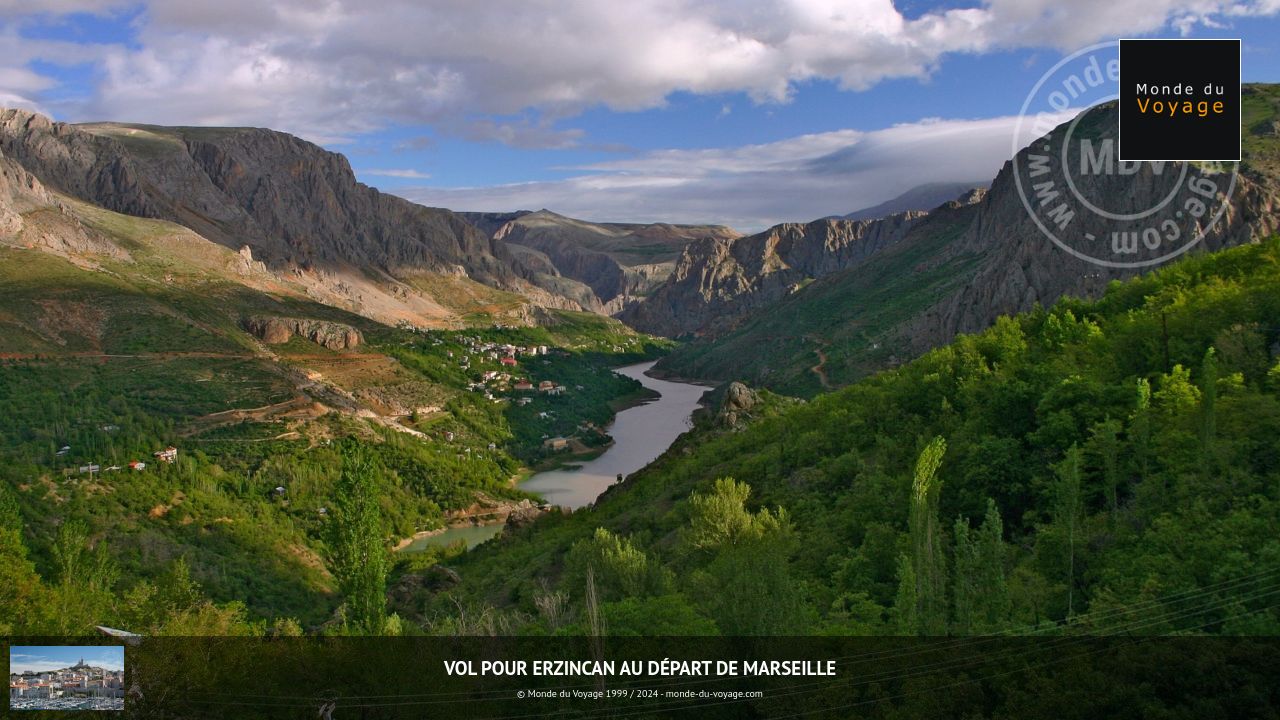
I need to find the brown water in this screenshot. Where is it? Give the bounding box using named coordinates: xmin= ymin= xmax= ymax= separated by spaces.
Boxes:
xmin=400 ymin=360 xmax=708 ymax=552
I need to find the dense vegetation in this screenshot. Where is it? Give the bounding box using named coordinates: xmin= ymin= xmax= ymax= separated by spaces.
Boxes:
xmin=427 ymin=236 xmax=1280 ymax=637
xmin=0 ymin=239 xmax=668 ymax=631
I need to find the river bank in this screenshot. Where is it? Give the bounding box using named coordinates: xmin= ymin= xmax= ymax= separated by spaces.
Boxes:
xmin=399 ymin=360 xmax=711 ymax=551
xmin=519 ymin=361 xmax=711 ymax=509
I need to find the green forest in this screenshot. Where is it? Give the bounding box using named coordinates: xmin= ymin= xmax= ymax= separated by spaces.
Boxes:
xmin=426 ymin=236 xmax=1280 ymax=637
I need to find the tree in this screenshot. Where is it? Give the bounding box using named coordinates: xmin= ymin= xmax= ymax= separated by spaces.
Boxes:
xmin=683 ymin=477 xmax=788 ymax=551
xmin=1199 ymin=346 xmax=1218 ymax=476
xmin=894 ymin=553 xmax=917 ymax=635
xmin=1052 ymin=445 xmax=1085 ymax=617
xmin=1088 ymin=419 xmax=1123 ymax=523
xmin=50 ymin=519 xmax=117 ymax=635
xmin=0 ymin=526 xmax=53 ymax=634
xmin=682 ymin=478 xmax=802 ymax=634
xmin=565 ymin=528 xmax=667 ymax=601
xmin=1130 ymin=377 xmax=1152 ymax=481
xmin=909 ymin=436 xmax=948 ymax=635
xmin=952 ymin=499 xmax=1010 ymax=634
xmin=328 ymin=450 xmax=389 ymax=634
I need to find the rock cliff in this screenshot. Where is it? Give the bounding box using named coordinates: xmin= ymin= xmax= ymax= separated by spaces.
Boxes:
xmin=466 ymin=209 xmax=740 ymax=311
xmin=620 ymin=210 xmax=929 ymax=338
xmin=0 ymin=109 xmax=519 ymax=288
xmin=243 ymin=316 xmax=364 ymax=350
xmin=651 ymin=89 xmax=1280 ymax=395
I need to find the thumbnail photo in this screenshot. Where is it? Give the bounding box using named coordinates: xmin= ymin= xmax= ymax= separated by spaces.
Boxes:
xmin=9 ymin=646 xmax=124 ymax=711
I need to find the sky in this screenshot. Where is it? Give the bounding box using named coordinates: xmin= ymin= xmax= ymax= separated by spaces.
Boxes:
xmin=2 ymin=1 xmax=1280 ymax=230
xmin=9 ymin=645 xmax=125 ymax=673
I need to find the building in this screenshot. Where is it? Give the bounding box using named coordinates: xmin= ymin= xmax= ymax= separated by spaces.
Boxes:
xmin=500 ymin=356 xmax=517 ymax=367
xmin=153 ymin=446 xmax=178 ymax=463
xmin=128 ymin=460 xmax=146 ymax=471
xmin=514 ymin=380 xmax=533 ymax=391
xmin=543 ymin=437 xmax=570 ymax=452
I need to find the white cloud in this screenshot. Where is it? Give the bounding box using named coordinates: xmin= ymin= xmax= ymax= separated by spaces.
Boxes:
xmin=358 ymin=168 xmax=431 ymax=179
xmin=2 ymin=0 xmax=1274 ymax=143
xmin=397 ymin=111 xmax=1075 ymax=231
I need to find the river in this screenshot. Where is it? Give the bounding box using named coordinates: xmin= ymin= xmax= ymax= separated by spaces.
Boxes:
xmin=399 ymin=360 xmax=708 ymax=553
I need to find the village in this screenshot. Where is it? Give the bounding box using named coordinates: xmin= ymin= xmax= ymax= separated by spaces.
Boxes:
xmin=58 ymin=444 xmax=179 ymax=480
xmin=404 ymin=331 xmax=613 ymax=459
xmin=9 ymin=659 xmax=125 ymax=710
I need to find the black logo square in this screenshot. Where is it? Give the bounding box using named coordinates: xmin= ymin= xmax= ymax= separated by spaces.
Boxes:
xmin=1119 ymin=39 xmax=1240 ymax=161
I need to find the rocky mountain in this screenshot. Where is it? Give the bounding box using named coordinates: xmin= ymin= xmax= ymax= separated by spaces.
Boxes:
xmin=0 ymin=109 xmax=589 ymax=327
xmin=463 ymin=209 xmax=740 ymax=313
xmin=651 ymin=85 xmax=1280 ymax=395
xmin=618 ymin=204 xmax=942 ymax=338
xmin=837 ymin=181 xmax=987 ymax=221
xmin=0 ymin=146 xmax=122 ymax=259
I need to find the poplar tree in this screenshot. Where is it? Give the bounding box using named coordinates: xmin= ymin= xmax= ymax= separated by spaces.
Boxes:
xmin=910 ymin=436 xmax=947 ymax=635
xmin=1199 ymin=346 xmax=1218 ymax=476
xmin=1131 ymin=377 xmax=1152 ymax=481
xmin=894 ymin=553 xmax=917 ymax=635
xmin=1053 ymin=445 xmax=1084 ymax=617
xmin=329 ymin=450 xmax=389 ymax=634
xmin=952 ymin=499 xmax=1009 ymax=633
xmin=1090 ymin=419 xmax=1123 ymax=523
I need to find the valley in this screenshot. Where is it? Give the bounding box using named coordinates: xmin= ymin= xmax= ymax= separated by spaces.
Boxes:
xmin=1 ymin=87 xmax=1278 ymax=644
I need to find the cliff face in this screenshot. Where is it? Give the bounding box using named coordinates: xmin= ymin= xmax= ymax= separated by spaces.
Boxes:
xmin=0 ymin=146 xmax=122 ymax=258
xmin=467 ymin=209 xmax=740 ymax=312
xmin=619 ymin=209 xmax=930 ymax=338
xmin=895 ymin=102 xmax=1280 ymax=361
xmin=244 ymin=316 xmax=363 ymax=350
xmin=652 ymin=89 xmax=1280 ymax=395
xmin=0 ymin=110 xmax=518 ymax=287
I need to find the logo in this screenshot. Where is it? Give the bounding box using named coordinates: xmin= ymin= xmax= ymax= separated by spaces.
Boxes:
xmin=1013 ymin=41 xmax=1238 ymax=269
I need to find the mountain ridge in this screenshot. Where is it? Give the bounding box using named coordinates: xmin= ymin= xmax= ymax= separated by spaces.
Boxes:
xmin=650 ymin=86 xmax=1280 ymax=394
xmin=836 ymin=180 xmax=987 ymax=221
xmin=463 ymin=208 xmax=741 ymax=313
xmin=0 ymin=109 xmax=593 ymax=328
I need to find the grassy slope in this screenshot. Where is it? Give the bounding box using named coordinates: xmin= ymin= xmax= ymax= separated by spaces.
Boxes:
xmin=1 ymin=194 xmax=670 ymax=626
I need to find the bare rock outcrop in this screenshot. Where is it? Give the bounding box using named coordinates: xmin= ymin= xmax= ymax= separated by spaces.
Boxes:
xmin=243 ymin=316 xmax=363 ymax=350
xmin=620 ymin=211 xmax=926 ymax=338
xmin=479 ymin=209 xmax=740 ymax=310
xmin=0 ymin=146 xmax=123 ymax=258
xmin=503 ymin=503 xmax=547 ymax=532
xmin=0 ymin=108 xmax=522 ymax=290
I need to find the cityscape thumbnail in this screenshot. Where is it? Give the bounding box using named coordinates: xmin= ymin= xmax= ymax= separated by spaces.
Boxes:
xmin=9 ymin=646 xmax=124 ymax=711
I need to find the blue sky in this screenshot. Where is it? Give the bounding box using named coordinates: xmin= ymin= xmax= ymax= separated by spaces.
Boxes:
xmin=9 ymin=645 xmax=124 ymax=673
xmin=2 ymin=1 xmax=1279 ymax=229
